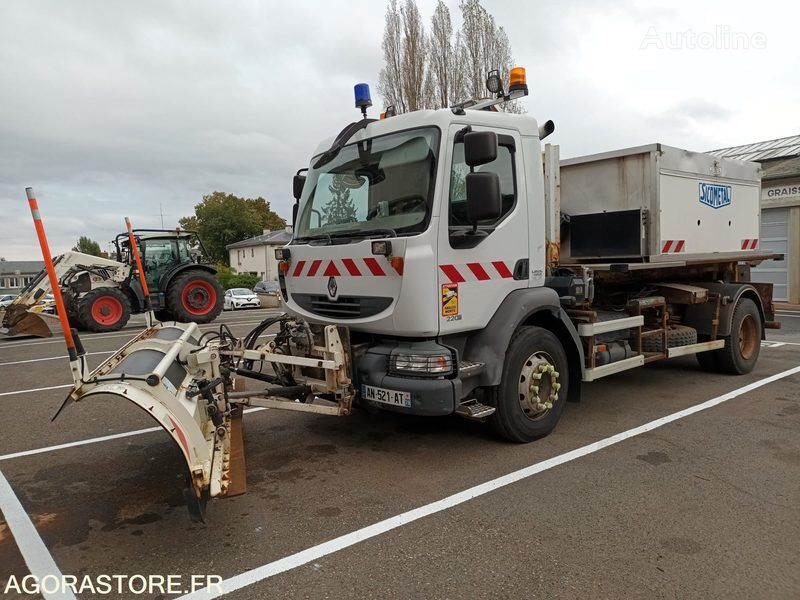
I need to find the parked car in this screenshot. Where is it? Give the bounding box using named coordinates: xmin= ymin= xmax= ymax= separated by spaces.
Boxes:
xmin=31 ymin=293 xmax=56 ymax=314
xmin=253 ymin=281 xmax=280 ymax=296
xmin=0 ymin=294 xmax=16 ymax=309
xmin=223 ymin=288 xmax=261 ymax=310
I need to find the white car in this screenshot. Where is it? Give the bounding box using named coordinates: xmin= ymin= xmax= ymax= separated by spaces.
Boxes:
xmin=223 ymin=288 xmax=261 ymax=310
xmin=0 ymin=294 xmax=16 ymax=309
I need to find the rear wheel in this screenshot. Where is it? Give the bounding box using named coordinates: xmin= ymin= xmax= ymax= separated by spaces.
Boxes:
xmin=716 ymin=298 xmax=761 ymax=374
xmin=78 ymin=288 xmax=131 ymax=332
xmin=695 ymin=297 xmax=761 ymax=375
xmin=489 ymin=327 xmax=569 ymax=443
xmin=166 ymin=271 xmax=223 ymax=323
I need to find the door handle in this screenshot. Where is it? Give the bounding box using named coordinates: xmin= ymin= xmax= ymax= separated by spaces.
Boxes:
xmin=513 ymin=259 xmax=529 ymax=280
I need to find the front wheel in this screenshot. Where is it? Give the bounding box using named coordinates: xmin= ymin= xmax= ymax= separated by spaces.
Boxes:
xmin=489 ymin=327 xmax=569 ymax=443
xmin=78 ymin=288 xmax=131 ymax=333
xmin=166 ymin=271 xmax=224 ymax=324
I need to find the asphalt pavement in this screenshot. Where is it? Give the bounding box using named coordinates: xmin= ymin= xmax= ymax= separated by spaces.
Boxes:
xmin=0 ymin=308 xmax=798 ymax=599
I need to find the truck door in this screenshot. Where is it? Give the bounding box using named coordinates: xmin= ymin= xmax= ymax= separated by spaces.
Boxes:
xmin=437 ymin=124 xmax=529 ymax=334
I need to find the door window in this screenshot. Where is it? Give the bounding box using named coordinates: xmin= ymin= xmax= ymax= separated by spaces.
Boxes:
xmin=449 ymin=137 xmax=516 ymax=230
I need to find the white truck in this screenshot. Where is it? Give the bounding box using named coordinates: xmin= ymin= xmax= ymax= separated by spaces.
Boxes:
xmin=45 ymin=68 xmax=780 ymax=519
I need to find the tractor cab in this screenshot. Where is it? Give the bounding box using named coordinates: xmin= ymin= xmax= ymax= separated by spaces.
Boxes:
xmin=113 ymin=229 xmax=222 ymax=321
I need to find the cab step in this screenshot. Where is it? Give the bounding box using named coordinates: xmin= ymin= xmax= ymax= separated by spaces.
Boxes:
xmin=455 ymin=399 xmax=496 ymax=420
xmin=458 ymin=360 xmax=485 ymax=378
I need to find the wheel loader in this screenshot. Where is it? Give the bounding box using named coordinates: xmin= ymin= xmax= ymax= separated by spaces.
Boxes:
xmin=1 ymin=229 xmax=224 ymax=337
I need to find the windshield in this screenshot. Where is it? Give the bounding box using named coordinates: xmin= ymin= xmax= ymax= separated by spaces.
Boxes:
xmin=295 ymin=127 xmax=439 ymax=241
xmin=231 ymin=288 xmax=252 ymax=296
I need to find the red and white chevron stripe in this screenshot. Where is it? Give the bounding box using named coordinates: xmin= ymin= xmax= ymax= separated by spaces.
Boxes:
xmin=661 ymin=240 xmax=685 ymax=254
xmin=438 ymin=261 xmax=514 ymax=283
xmin=289 ymin=257 xmax=400 ymax=277
xmin=740 ymin=238 xmax=759 ymax=250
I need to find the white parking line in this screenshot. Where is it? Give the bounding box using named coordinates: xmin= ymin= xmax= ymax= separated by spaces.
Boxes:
xmin=0 ymin=351 xmax=113 ymax=367
xmin=0 ymin=408 xmax=267 ymax=463
xmin=179 ymin=364 xmax=800 ymax=599
xmin=0 ymin=317 xmax=279 ymax=350
xmin=0 ymin=384 xmax=72 ymax=398
xmin=776 ymin=312 xmax=799 ymax=318
xmin=0 ymin=469 xmax=77 ymax=600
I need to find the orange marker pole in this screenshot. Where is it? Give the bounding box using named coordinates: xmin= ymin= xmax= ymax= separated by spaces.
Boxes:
xmin=25 ymin=187 xmax=80 ymax=365
xmin=125 ymin=217 xmax=155 ymax=326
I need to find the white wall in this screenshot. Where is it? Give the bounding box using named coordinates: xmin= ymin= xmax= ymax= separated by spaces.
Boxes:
xmin=228 ymin=244 xmax=281 ymax=281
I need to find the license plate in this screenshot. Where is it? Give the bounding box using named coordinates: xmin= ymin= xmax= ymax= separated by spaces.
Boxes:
xmin=361 ymin=384 xmax=411 ymax=408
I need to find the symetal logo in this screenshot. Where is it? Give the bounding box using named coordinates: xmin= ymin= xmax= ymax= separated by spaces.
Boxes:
xmin=699 ymin=182 xmax=731 ymax=209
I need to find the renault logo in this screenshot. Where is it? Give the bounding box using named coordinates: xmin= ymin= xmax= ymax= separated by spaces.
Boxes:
xmin=327 ymin=276 xmax=338 ymax=300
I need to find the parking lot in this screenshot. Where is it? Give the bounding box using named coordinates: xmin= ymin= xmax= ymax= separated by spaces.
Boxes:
xmin=0 ymin=308 xmax=799 ymax=599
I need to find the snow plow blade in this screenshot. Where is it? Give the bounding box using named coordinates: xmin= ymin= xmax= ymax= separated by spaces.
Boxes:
xmin=55 ymin=315 xmax=352 ymax=520
xmin=62 ymin=321 xmax=237 ymax=521
xmin=0 ymin=305 xmax=54 ymax=338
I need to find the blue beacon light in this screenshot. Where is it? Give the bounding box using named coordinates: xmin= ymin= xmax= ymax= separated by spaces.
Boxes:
xmin=354 ymin=83 xmax=372 ymax=118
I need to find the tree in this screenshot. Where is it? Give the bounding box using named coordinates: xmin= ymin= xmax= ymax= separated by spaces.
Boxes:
xmin=180 ymin=191 xmax=286 ymax=264
xmin=72 ymin=236 xmax=103 ymax=257
xmin=378 ymin=0 xmax=521 ymax=112
xmin=321 ymin=175 xmax=357 ymax=226
xmin=457 ymin=0 xmax=522 ymax=113
xmin=428 ymin=0 xmax=456 ymax=108
xmin=378 ymin=0 xmax=429 ymax=113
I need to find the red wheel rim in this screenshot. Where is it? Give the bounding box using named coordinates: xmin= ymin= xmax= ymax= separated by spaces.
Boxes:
xmin=182 ymin=280 xmax=217 ymax=316
xmin=91 ymin=295 xmax=123 ymax=326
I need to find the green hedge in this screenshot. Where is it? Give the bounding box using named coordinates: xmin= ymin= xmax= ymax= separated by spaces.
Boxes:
xmin=215 ymin=265 xmax=260 ymax=290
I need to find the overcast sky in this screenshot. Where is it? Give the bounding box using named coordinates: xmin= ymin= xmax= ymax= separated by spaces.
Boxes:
xmin=1 ymin=0 xmax=797 ymax=260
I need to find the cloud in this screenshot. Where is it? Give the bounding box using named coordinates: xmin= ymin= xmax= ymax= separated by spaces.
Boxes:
xmin=0 ymin=0 xmax=798 ymax=259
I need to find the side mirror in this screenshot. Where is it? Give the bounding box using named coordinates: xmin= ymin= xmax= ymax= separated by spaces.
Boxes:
xmin=292 ymin=174 xmax=306 ymax=200
xmin=464 ymin=131 xmax=497 ymax=167
xmin=466 ymin=172 xmax=502 ymax=225
xmin=292 ymin=202 xmax=299 ymax=226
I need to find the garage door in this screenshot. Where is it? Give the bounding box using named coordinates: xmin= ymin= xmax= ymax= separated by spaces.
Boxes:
xmin=752 ymin=207 xmax=789 ymax=301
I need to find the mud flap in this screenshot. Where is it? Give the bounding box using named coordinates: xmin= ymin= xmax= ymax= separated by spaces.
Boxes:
xmin=1 ymin=305 xmax=54 ymax=338
xmin=226 ymin=405 xmax=247 ymax=497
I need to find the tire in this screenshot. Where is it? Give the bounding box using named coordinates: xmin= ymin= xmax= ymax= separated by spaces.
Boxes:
xmin=63 ymin=293 xmax=86 ymax=330
xmin=695 ymin=349 xmax=719 ymax=372
xmin=78 ymin=288 xmax=131 ymax=333
xmin=153 ymin=309 xmax=172 ymax=322
xmin=715 ymin=298 xmax=761 ymax=375
xmin=489 ymin=326 xmax=569 ymax=443
xmin=166 ymin=270 xmax=224 ymax=324
xmin=641 ymin=324 xmax=697 ymax=353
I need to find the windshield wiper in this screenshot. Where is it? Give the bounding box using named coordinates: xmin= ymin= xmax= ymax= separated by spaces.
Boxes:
xmin=329 ymin=228 xmax=397 ymax=240
xmin=294 ymin=233 xmax=332 ymax=245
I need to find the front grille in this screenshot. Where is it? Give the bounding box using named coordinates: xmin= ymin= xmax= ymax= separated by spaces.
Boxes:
xmin=293 ymin=294 xmax=392 ymax=319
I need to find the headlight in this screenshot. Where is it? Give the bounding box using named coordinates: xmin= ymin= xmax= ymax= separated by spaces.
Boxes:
xmin=389 ymin=352 xmax=454 ymax=377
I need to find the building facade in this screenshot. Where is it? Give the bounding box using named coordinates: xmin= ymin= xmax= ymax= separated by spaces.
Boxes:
xmin=710 ymin=135 xmax=800 ymax=304
xmin=0 ymin=260 xmax=44 ymax=295
xmin=226 ymin=228 xmax=293 ymax=281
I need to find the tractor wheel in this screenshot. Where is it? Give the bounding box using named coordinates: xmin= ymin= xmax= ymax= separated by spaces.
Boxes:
xmin=78 ymin=288 xmax=131 ymax=333
xmin=63 ymin=293 xmax=86 ymax=330
xmin=166 ymin=271 xmax=223 ymax=324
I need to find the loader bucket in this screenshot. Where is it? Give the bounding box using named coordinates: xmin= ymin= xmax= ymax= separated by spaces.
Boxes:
xmin=0 ymin=304 xmax=54 ymax=338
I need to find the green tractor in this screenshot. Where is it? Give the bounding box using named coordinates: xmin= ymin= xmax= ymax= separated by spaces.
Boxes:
xmin=3 ymin=229 xmax=225 ymax=337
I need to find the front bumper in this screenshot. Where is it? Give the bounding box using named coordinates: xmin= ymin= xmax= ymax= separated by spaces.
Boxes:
xmin=355 ymin=343 xmax=459 ymax=416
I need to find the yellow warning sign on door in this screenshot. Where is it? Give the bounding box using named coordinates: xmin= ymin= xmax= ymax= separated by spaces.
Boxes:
xmin=441 ymin=283 xmax=459 ymax=316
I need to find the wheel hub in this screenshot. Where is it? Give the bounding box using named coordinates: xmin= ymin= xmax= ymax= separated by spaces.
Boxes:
xmin=186 ymin=286 xmax=210 ymax=309
xmin=518 ymin=352 xmax=560 ymax=420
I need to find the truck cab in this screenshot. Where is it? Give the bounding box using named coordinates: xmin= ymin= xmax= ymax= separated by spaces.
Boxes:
xmin=277 ymin=74 xmax=778 ymax=443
